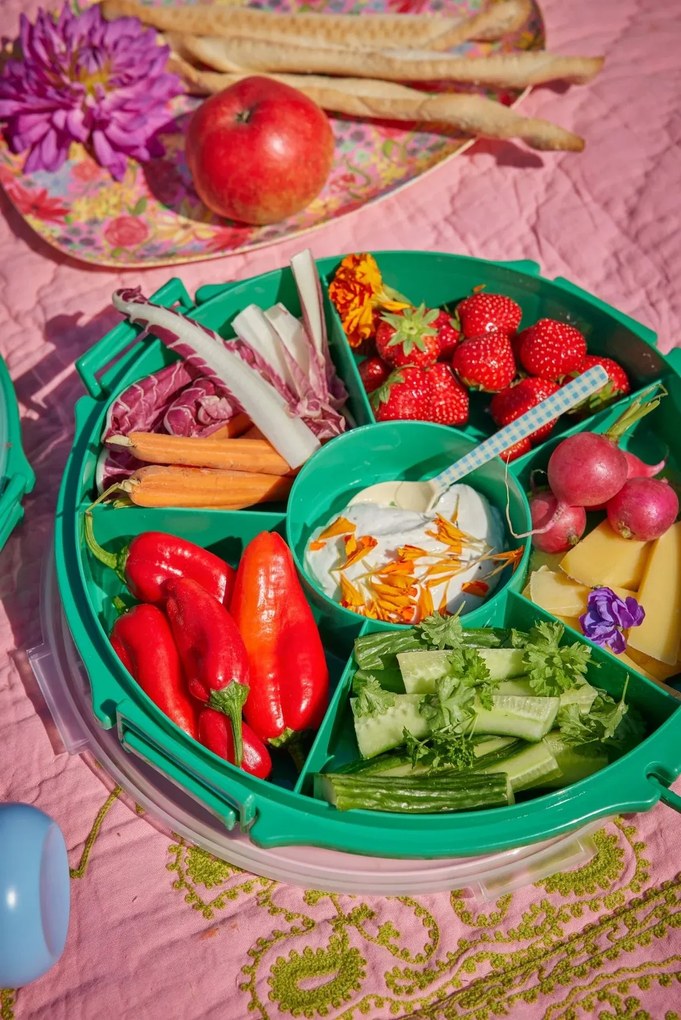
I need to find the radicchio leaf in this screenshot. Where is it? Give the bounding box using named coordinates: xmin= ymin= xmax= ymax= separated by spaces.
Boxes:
xmin=102 ymin=360 xmax=195 ymax=440
xmin=163 ymin=376 xmax=240 ymax=437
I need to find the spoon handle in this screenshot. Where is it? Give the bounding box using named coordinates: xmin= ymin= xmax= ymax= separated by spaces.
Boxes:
xmin=432 ymin=363 xmax=610 ymax=491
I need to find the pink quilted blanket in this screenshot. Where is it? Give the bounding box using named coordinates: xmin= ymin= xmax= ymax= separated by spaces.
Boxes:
xmin=1 ymin=0 xmax=680 ymax=1017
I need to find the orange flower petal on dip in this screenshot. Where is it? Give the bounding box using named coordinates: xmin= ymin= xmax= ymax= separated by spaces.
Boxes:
xmin=340 ymin=533 xmax=378 ymax=569
xmin=461 ymin=579 xmax=490 ymax=597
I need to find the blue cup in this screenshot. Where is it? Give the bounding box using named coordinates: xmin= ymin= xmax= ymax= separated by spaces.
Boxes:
xmin=0 ymin=803 xmax=70 ymax=987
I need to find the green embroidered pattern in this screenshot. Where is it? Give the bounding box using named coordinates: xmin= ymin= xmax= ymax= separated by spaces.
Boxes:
xmin=166 ymin=840 xmax=271 ymax=918
xmin=69 ymin=786 xmax=121 ymax=880
xmin=161 ymin=813 xmax=681 ymax=1020
xmin=0 ymin=988 xmax=15 ymax=1020
xmin=268 ymin=935 xmax=365 ymax=1016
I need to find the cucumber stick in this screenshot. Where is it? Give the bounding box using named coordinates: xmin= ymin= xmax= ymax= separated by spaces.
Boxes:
xmin=542 ymin=731 xmax=608 ymax=787
xmin=314 ymin=771 xmax=514 ymax=813
xmin=398 ymin=647 xmax=527 ymax=694
xmin=351 ymin=693 xmax=559 ymax=759
xmin=497 ymin=679 xmax=598 ymax=714
xmin=471 ymin=695 xmax=560 ymax=742
xmin=477 ymin=742 xmax=561 ymax=792
xmin=351 ymin=694 xmax=429 ymax=759
xmin=336 ymin=737 xmax=522 ymax=779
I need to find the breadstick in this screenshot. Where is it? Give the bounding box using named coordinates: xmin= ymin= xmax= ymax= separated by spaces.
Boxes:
xmin=171 ymin=61 xmax=584 ymax=151
xmin=184 ymin=34 xmax=604 ymax=87
xmin=100 ymin=0 xmax=532 ymax=52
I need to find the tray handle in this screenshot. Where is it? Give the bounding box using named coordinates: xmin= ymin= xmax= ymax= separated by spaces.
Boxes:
xmin=194 ymin=281 xmax=240 ymax=306
xmin=0 ymin=473 xmax=32 ymax=550
xmin=76 ymin=279 xmax=195 ymax=400
xmin=116 ymin=702 xmax=257 ymax=833
xmin=647 ymin=773 xmax=681 ymax=814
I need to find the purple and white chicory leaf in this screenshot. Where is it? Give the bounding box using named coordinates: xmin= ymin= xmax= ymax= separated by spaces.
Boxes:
xmin=102 ymin=360 xmax=194 ymax=440
xmin=163 ymin=377 xmax=240 ymax=437
xmin=290 ymin=248 xmax=348 ymax=409
xmin=111 ymin=287 xmax=321 ymax=468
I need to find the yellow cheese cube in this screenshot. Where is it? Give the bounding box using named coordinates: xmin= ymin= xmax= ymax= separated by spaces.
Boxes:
xmin=560 ymin=521 xmax=651 ymax=589
xmin=625 ymin=646 xmax=681 ymax=683
xmin=626 ymin=523 xmax=681 ymax=665
xmin=529 ymin=567 xmax=590 ymax=617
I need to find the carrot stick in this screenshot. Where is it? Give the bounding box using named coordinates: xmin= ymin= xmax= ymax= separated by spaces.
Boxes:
xmin=108 ymin=432 xmax=294 ymax=476
xmin=120 ymin=464 xmax=293 ymax=509
xmin=206 ymin=412 xmax=252 ymax=439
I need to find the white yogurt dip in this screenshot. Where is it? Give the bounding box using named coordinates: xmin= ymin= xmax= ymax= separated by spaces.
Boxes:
xmin=305 ymin=483 xmax=509 ymax=624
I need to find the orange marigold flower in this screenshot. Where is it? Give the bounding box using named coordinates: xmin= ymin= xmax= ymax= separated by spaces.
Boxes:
xmin=329 ymin=252 xmax=410 ymax=348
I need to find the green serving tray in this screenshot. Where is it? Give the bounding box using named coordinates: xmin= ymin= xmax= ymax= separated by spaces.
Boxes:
xmin=55 ymin=251 xmax=681 ymax=859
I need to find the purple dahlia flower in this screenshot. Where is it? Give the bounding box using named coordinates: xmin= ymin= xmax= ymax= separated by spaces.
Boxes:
xmin=0 ymin=4 xmax=183 ymax=180
xmin=579 ymin=586 xmax=645 ymax=654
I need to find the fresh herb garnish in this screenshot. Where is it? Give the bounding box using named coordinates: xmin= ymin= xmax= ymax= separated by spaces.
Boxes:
xmin=523 ymin=620 xmax=592 ymax=695
xmin=558 ymin=679 xmax=645 ymax=756
xmin=403 ymin=728 xmax=477 ymax=771
xmin=351 ymin=673 xmax=396 ymax=717
xmin=416 ymin=612 xmax=465 ymax=649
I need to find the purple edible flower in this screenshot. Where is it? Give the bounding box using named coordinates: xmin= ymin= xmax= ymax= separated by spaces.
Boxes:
xmin=579 ymin=586 xmax=645 ymax=654
xmin=0 ymin=4 xmax=183 ymax=180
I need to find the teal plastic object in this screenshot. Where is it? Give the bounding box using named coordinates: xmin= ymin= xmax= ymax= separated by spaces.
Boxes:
xmin=0 ymin=355 xmax=34 ymax=551
xmin=0 ymin=804 xmax=70 ymax=987
xmin=54 ymin=251 xmax=681 ymax=860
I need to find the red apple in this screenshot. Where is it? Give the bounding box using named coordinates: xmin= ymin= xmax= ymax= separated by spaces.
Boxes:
xmin=185 ymin=76 xmax=335 ymax=226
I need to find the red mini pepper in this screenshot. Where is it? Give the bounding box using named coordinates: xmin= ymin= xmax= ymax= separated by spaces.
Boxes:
xmin=229 ymin=531 xmax=329 ymax=749
xmin=110 ymin=603 xmax=199 ymax=740
xmin=198 ymin=708 xmax=272 ymax=780
xmin=163 ymin=575 xmax=250 ymax=765
xmin=85 ymin=514 xmax=235 ymax=605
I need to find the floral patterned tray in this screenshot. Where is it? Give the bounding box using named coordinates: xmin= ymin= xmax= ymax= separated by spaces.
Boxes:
xmin=0 ymin=0 xmax=543 ymax=268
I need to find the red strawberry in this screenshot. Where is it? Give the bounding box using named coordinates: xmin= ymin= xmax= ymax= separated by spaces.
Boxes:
xmin=490 ymin=376 xmax=561 ymax=443
xmin=358 ymin=356 xmax=391 ymax=394
xmin=456 ymin=292 xmax=522 ymax=339
xmin=516 ymin=319 xmax=587 ymax=380
xmin=432 ymin=308 xmax=461 ymax=359
xmin=371 ymin=366 xmax=431 ymax=421
xmin=451 ymin=333 xmax=517 ymax=392
xmin=577 ymin=354 xmax=630 ymax=405
xmin=500 ymin=437 xmax=533 ymax=462
xmin=423 ymin=363 xmax=469 ymax=426
xmin=375 ymin=304 xmax=440 ymax=368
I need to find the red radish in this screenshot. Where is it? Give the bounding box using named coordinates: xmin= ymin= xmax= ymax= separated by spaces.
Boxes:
xmin=547 ymin=431 xmax=628 ymax=508
xmin=546 ymin=387 xmax=664 ymax=508
xmin=623 ymin=449 xmax=666 ymax=479
xmin=529 ymin=491 xmax=587 ymax=553
xmin=606 ymin=477 xmax=679 ymax=541
xmin=589 ymin=449 xmax=667 ymax=510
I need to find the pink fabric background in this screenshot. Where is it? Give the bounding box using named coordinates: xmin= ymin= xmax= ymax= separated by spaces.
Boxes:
xmin=1 ymin=0 xmax=680 ymax=1017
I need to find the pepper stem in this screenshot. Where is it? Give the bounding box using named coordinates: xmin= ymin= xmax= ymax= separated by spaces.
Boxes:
xmin=284 ymin=735 xmax=307 ymax=774
xmin=208 ymin=682 xmax=249 ymax=767
xmin=83 ymin=510 xmax=128 ymax=581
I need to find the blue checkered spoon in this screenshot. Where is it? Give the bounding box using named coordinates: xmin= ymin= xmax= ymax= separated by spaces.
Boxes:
xmin=351 ymin=363 xmax=609 ymax=512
